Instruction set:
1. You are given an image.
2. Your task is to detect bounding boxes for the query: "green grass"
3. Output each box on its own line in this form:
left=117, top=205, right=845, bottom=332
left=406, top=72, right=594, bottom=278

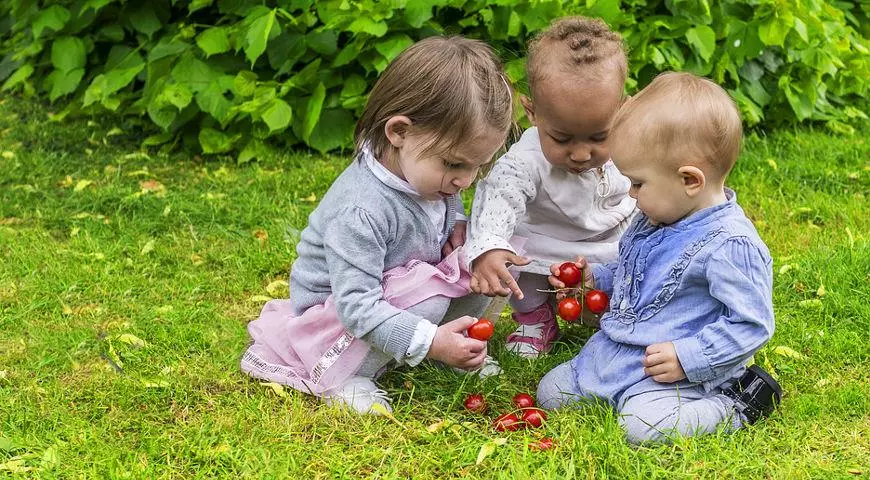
left=1, top=96, right=868, bottom=479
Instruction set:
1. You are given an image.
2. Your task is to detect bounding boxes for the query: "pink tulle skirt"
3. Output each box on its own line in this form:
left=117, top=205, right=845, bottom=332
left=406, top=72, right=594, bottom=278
left=240, top=248, right=473, bottom=395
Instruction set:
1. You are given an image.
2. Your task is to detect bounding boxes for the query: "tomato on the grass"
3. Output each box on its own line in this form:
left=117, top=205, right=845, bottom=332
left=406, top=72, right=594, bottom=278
left=493, top=412, right=523, bottom=432
left=512, top=393, right=535, bottom=409
left=521, top=408, right=547, bottom=428
left=463, top=394, right=487, bottom=414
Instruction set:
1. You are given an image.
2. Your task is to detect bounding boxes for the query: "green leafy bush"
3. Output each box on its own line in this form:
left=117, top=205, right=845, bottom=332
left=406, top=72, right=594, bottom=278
left=0, top=0, right=866, bottom=158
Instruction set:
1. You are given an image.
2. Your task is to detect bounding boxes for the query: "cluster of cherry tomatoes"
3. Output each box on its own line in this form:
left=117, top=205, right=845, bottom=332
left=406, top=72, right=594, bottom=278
left=554, top=262, right=609, bottom=322
left=464, top=392, right=554, bottom=451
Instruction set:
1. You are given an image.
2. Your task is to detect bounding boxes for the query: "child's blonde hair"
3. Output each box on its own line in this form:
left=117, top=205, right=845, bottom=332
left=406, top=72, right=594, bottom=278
left=611, top=72, right=743, bottom=177
left=354, top=36, right=514, bottom=162
left=526, top=16, right=628, bottom=95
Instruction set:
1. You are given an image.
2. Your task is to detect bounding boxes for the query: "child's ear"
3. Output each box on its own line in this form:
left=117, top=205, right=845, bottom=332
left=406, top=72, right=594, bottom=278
left=520, top=95, right=536, bottom=126
left=678, top=166, right=706, bottom=197
left=385, top=116, right=412, bottom=147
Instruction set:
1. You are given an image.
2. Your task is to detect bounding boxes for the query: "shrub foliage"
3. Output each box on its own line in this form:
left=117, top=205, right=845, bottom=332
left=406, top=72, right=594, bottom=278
left=1, top=0, right=867, bottom=158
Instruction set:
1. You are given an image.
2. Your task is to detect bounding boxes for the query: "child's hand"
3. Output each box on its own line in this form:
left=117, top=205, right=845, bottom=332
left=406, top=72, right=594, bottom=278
left=442, top=220, right=467, bottom=257
left=642, top=342, right=687, bottom=383
left=427, top=316, right=488, bottom=370
left=548, top=256, right=595, bottom=300
left=471, top=249, right=531, bottom=299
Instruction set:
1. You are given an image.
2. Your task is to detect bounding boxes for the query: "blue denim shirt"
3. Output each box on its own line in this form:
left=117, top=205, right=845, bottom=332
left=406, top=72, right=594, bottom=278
left=572, top=189, right=774, bottom=402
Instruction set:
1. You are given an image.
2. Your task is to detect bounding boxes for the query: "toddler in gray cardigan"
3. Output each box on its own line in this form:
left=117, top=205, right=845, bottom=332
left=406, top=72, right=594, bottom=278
left=255, top=36, right=514, bottom=415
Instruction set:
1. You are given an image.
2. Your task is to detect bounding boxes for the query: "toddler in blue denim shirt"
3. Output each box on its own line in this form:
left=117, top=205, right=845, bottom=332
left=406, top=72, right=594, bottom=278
left=537, top=72, right=782, bottom=444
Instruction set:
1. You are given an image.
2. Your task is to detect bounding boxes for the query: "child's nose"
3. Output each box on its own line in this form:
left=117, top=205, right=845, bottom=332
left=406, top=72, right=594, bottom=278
left=453, top=172, right=475, bottom=189
left=570, top=143, right=593, bottom=162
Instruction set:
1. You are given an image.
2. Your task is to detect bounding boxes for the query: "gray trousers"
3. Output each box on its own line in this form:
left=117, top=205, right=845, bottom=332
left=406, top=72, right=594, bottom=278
left=537, top=362, right=744, bottom=444
left=355, top=293, right=492, bottom=378
left=509, top=272, right=552, bottom=313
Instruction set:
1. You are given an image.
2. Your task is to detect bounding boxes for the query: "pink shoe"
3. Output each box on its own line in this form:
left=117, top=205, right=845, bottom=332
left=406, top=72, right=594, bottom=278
left=505, top=302, right=559, bottom=358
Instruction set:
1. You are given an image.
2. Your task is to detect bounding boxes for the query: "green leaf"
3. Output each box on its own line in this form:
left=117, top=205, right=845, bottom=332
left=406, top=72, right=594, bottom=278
left=197, top=27, right=231, bottom=57
left=237, top=138, right=267, bottom=163
left=306, top=30, right=338, bottom=55
left=233, top=71, right=258, bottom=97
left=375, top=34, right=414, bottom=63
left=347, top=17, right=388, bottom=37
left=32, top=5, right=71, bottom=39
left=307, top=108, right=354, bottom=152
left=2, top=64, right=34, bottom=91
left=302, top=83, right=326, bottom=142
left=340, top=75, right=368, bottom=99
left=147, top=102, right=177, bottom=130
left=792, top=18, right=808, bottom=43
left=83, top=0, right=116, bottom=14
left=104, top=63, right=145, bottom=93
left=780, top=78, right=814, bottom=121
left=332, top=39, right=364, bottom=67
left=404, top=1, right=437, bottom=28
left=148, top=38, right=190, bottom=62
left=51, top=37, right=86, bottom=72
left=261, top=98, right=293, bottom=132
left=686, top=25, right=716, bottom=62
left=773, top=345, right=805, bottom=360
left=47, top=68, right=85, bottom=101
left=759, top=15, right=793, bottom=47
left=161, top=83, right=193, bottom=110
left=269, top=33, right=307, bottom=73
left=245, top=9, right=280, bottom=66
left=99, top=24, right=126, bottom=42
left=476, top=438, right=507, bottom=465
left=129, top=4, right=162, bottom=39
left=189, top=0, right=214, bottom=14
left=199, top=127, right=237, bottom=153
left=171, top=55, right=214, bottom=92
left=196, top=82, right=233, bottom=124
left=142, top=132, right=173, bottom=146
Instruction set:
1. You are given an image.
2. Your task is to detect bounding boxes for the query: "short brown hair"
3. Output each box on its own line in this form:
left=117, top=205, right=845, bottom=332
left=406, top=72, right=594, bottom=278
left=611, top=72, right=743, bottom=176
left=526, top=16, right=628, bottom=95
left=354, top=36, right=514, bottom=162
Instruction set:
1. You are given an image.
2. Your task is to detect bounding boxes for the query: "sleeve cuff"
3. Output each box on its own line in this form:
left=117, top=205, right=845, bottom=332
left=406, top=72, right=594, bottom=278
left=672, top=336, right=715, bottom=383
left=404, top=321, right=438, bottom=366
left=590, top=263, right=615, bottom=294
left=465, top=234, right=517, bottom=269
left=367, top=315, right=423, bottom=362
left=455, top=211, right=468, bottom=222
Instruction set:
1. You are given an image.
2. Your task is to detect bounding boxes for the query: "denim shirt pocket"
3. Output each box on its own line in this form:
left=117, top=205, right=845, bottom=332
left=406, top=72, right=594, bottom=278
left=633, top=228, right=727, bottom=323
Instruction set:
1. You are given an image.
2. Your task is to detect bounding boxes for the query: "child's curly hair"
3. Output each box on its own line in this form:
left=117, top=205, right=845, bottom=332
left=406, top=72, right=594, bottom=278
left=526, top=16, right=628, bottom=95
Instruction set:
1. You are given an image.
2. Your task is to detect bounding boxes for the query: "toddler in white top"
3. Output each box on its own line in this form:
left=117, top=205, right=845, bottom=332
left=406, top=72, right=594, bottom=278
left=466, top=17, right=636, bottom=357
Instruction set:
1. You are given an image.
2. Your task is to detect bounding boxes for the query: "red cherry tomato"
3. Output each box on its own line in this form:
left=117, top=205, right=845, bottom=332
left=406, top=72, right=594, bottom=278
left=463, top=394, right=487, bottom=414
left=529, top=438, right=555, bottom=451
left=584, top=290, right=609, bottom=314
left=557, top=262, right=582, bottom=287
left=512, top=393, right=536, bottom=409
left=467, top=318, right=494, bottom=341
left=521, top=407, right=547, bottom=428
left=493, top=412, right=523, bottom=432
left=557, top=297, right=581, bottom=322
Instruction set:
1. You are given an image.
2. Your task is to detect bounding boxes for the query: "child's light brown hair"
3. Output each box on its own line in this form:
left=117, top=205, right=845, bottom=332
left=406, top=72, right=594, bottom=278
left=354, top=36, right=514, bottom=162
left=611, top=72, right=743, bottom=177
left=526, top=16, right=628, bottom=96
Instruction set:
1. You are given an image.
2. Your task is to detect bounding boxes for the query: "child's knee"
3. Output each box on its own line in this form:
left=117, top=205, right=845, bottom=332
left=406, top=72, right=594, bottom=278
left=537, top=363, right=581, bottom=410
left=618, top=410, right=667, bottom=444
